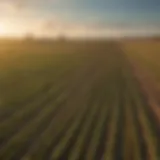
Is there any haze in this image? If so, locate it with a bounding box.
[0,0,160,38]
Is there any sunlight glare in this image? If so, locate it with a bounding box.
[0,22,12,36]
[0,23,7,36]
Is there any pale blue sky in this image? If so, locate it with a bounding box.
[0,0,160,37]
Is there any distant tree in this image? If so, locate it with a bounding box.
[24,33,34,41]
[57,32,67,42]
[153,35,160,41]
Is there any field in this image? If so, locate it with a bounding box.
[0,39,159,160]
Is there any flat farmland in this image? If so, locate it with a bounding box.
[0,40,159,160]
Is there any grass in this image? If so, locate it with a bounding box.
[0,39,159,160]
[122,40,160,84]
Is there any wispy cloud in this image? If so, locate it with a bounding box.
[37,19,160,38]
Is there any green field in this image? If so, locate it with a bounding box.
[0,40,159,160]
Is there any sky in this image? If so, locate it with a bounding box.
[0,0,160,38]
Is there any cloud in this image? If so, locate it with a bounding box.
[0,0,26,14]
[38,18,160,38]
[39,19,119,38]
[0,0,60,10]
[0,0,39,12]
[0,0,159,38]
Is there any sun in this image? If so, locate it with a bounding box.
[0,23,7,36]
[0,22,11,36]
